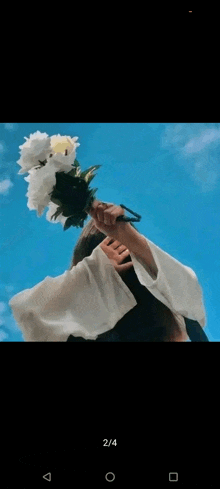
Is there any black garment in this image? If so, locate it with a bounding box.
[67,267,180,342]
[184,317,209,342]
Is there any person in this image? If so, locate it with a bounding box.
[9,201,207,342]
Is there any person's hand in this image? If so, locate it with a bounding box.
[100,236,133,274]
[87,200,129,240]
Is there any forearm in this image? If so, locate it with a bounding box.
[88,200,158,279]
[116,223,158,279]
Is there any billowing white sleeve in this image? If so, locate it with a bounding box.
[9,245,137,342]
[130,235,207,329]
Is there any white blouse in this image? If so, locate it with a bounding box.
[9,234,207,341]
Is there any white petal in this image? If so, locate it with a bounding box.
[46,202,68,226]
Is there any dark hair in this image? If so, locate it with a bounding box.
[69,217,139,270]
[68,217,185,341]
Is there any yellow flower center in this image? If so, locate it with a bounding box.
[50,135,75,154]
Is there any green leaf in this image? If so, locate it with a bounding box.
[80,165,102,180]
[89,187,98,199]
[90,164,102,171]
[63,218,73,231]
[66,168,77,178]
[83,194,93,212]
[80,168,93,180]
[86,172,96,185]
[74,159,80,167]
[51,207,63,220]
[50,196,63,206]
[84,170,94,183]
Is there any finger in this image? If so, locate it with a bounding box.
[121,261,133,271]
[108,206,125,224]
[103,209,114,225]
[97,203,113,223]
[110,240,126,250]
[107,240,121,249]
[103,203,114,209]
[96,204,104,222]
[120,253,132,266]
[120,247,130,255]
[103,236,114,245]
[117,248,129,258]
[115,244,128,254]
[110,205,125,215]
[96,202,114,210]
[93,200,106,209]
[89,200,103,216]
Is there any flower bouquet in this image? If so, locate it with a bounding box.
[17,131,141,230]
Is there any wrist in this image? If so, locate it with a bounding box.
[115,223,142,252]
[116,224,158,279]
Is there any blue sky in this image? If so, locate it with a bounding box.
[0,122,219,342]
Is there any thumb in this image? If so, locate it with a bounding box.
[86,199,102,217]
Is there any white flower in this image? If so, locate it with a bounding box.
[24,159,61,217]
[19,132,81,224]
[50,152,77,173]
[50,134,80,155]
[24,163,56,216]
[23,152,80,217]
[17,131,52,174]
[46,201,68,226]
